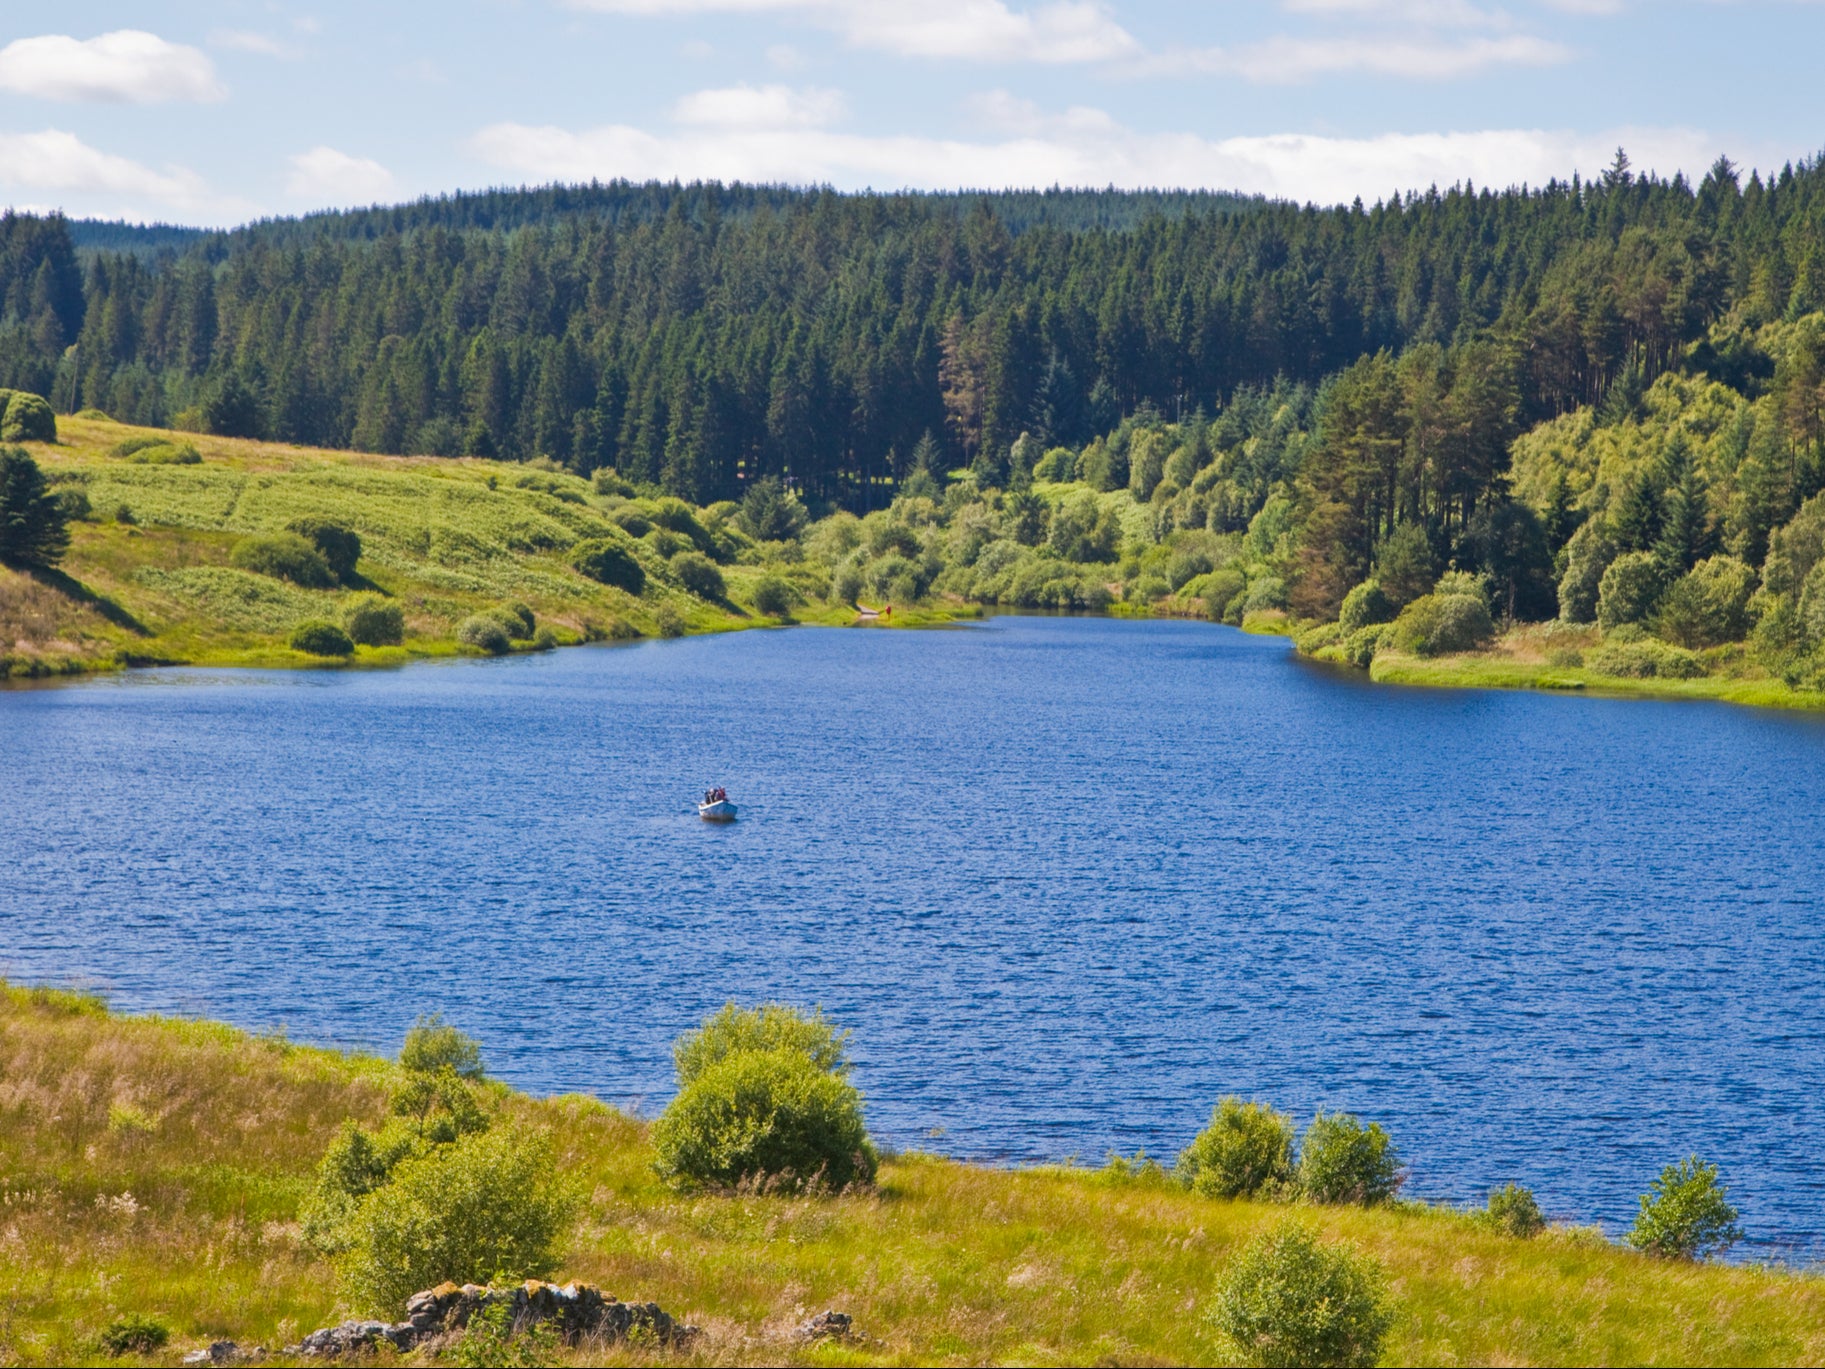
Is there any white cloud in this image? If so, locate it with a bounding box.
[1280,0,1510,25]
[286,146,396,205]
[0,128,209,203]
[673,83,846,128]
[568,0,1140,63]
[0,31,225,103]
[470,102,1729,206]
[1138,32,1570,81]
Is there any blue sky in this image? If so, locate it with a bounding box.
[2,1,1822,225]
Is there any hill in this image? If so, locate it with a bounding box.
[3,981,1821,1366]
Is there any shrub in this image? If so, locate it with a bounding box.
[343,593,405,646]
[1338,579,1394,634]
[591,467,636,497]
[401,1012,485,1079]
[738,476,809,542]
[125,441,202,465]
[1432,569,1491,607]
[533,624,558,650]
[487,600,535,639]
[113,503,136,525]
[1626,1156,1742,1260]
[1587,638,1705,679]
[1597,550,1666,630]
[1654,555,1757,648]
[1202,566,1247,622]
[1387,592,1495,656]
[656,604,685,638]
[651,1048,877,1192]
[1207,1220,1394,1369]
[752,575,794,617]
[672,549,725,599]
[569,537,645,593]
[1,391,56,443]
[337,1124,576,1314]
[1483,1182,1545,1237]
[1127,572,1170,602]
[230,532,335,588]
[674,1003,850,1087]
[1178,1097,1295,1199]
[1297,1112,1403,1205]
[54,486,92,521]
[1342,624,1391,668]
[108,435,167,458]
[1240,575,1288,614]
[97,1313,170,1357]
[0,447,70,568]
[289,620,354,656]
[287,519,362,583]
[457,614,512,654]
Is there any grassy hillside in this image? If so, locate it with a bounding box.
[0,416,960,680]
[2,983,1821,1367]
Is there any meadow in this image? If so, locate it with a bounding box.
[2,982,1822,1367]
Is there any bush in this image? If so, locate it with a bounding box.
[651,1048,877,1193]
[343,593,405,646]
[672,549,725,599]
[288,519,362,583]
[533,624,559,650]
[1626,1156,1742,1260]
[54,486,92,521]
[656,604,685,638]
[1240,575,1288,614]
[569,537,645,593]
[124,441,202,465]
[1597,550,1666,630]
[337,1124,576,1315]
[1587,638,1705,679]
[1202,566,1247,621]
[674,1003,850,1087]
[457,614,512,654]
[1386,592,1495,656]
[498,600,535,639]
[1338,579,1394,634]
[1297,1112,1403,1205]
[1342,624,1391,668]
[591,467,636,497]
[0,447,70,568]
[1654,555,1757,648]
[108,435,167,458]
[97,1313,170,1357]
[752,575,794,618]
[1207,1220,1393,1369]
[230,532,335,588]
[289,619,354,656]
[401,1012,485,1079]
[1178,1097,1295,1199]
[1483,1182,1545,1237]
[2,391,56,443]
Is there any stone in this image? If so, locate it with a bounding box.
[180,1343,252,1366]
[797,1310,854,1342]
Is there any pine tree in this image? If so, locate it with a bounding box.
[0,447,69,569]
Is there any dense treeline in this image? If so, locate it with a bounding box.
[4,154,1820,525]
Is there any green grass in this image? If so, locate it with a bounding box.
[1368,648,1825,712]
[2,983,1820,1367]
[2,419,970,679]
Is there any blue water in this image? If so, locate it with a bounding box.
[5,616,1825,1258]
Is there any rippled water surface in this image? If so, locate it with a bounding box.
[6,616,1825,1256]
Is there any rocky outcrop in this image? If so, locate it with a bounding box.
[797,1309,854,1342]
[286,1279,696,1357]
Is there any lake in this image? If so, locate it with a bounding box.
[5,615,1825,1258]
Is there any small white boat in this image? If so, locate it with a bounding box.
[698,798,737,822]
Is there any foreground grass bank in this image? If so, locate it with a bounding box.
[2,983,1821,1367]
[0,417,966,680]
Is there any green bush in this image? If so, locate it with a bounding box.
[230,532,335,588]
[1625,1156,1742,1260]
[533,624,559,650]
[289,620,355,656]
[1432,569,1491,606]
[337,1124,576,1315]
[1297,1112,1403,1205]
[651,1048,877,1193]
[1483,1182,1545,1237]
[675,1003,851,1087]
[288,518,362,583]
[1240,575,1288,614]
[656,604,685,638]
[343,593,405,646]
[1587,637,1705,679]
[1207,1219,1394,1369]
[1387,592,1494,656]
[401,1012,485,1079]
[672,549,725,599]
[0,447,70,569]
[54,486,92,521]
[1202,566,1247,622]
[1342,624,1391,668]
[457,614,512,654]
[1597,550,1666,630]
[97,1313,170,1357]
[752,575,794,618]
[108,435,167,458]
[125,441,202,465]
[1,391,56,443]
[1338,579,1394,634]
[570,537,645,593]
[499,600,535,639]
[592,467,636,497]
[1177,1097,1295,1199]
[1654,555,1757,648]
